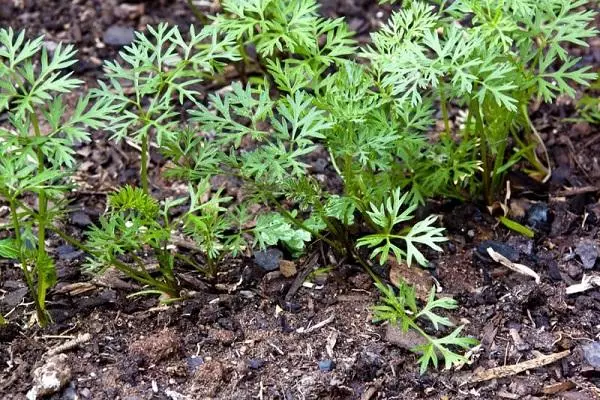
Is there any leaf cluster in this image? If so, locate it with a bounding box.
[362,1,597,201]
[93,23,239,146]
[215,0,356,75]
[373,282,478,374]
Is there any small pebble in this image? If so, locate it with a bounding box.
[476,240,520,262]
[186,356,204,373]
[71,211,92,228]
[583,341,600,368]
[526,202,551,231]
[311,158,328,173]
[547,260,562,281]
[56,245,84,261]
[318,360,335,372]
[27,354,72,399]
[62,383,78,400]
[254,248,283,272]
[103,25,135,46]
[248,359,265,370]
[279,260,297,278]
[575,239,598,270]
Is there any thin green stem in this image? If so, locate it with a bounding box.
[463,107,473,143]
[238,42,249,84]
[30,111,52,326]
[350,247,382,285]
[174,252,205,272]
[406,316,438,350]
[9,199,34,293]
[439,83,451,138]
[328,149,343,178]
[491,128,509,195]
[186,0,209,25]
[140,134,149,195]
[49,226,178,297]
[471,100,491,204]
[31,112,47,252]
[520,103,550,180]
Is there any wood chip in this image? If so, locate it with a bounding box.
[361,386,378,400]
[555,186,600,197]
[468,350,570,383]
[54,282,96,296]
[296,314,334,334]
[46,333,92,357]
[566,274,600,295]
[497,390,519,399]
[541,381,576,395]
[326,331,338,358]
[279,260,297,278]
[487,248,540,284]
[388,255,433,301]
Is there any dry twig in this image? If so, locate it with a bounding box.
[468,350,570,383]
[46,333,92,357]
[487,248,540,283]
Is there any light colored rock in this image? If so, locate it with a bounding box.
[26,354,72,400]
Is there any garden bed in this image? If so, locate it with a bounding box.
[1,0,600,399]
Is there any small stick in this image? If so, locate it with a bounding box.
[40,335,76,340]
[468,350,570,383]
[296,314,334,334]
[566,274,600,295]
[326,331,338,358]
[487,248,540,284]
[555,186,600,197]
[46,333,92,357]
[267,341,284,355]
[285,253,319,302]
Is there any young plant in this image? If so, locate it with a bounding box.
[373,282,478,374]
[85,182,245,297]
[182,181,248,276]
[85,186,180,297]
[86,24,241,293]
[0,28,114,326]
[313,61,481,205]
[363,1,598,203]
[357,188,446,267]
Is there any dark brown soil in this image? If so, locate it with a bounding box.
[2,1,600,399]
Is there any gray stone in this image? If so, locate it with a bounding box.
[583,341,600,368]
[385,324,428,351]
[318,360,335,372]
[103,25,135,46]
[254,248,283,272]
[3,287,28,308]
[71,211,92,228]
[56,245,84,261]
[26,354,72,399]
[576,239,598,269]
[248,358,265,370]
[186,356,204,373]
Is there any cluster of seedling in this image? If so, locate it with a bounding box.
[0,0,597,373]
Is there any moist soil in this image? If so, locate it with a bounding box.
[2,1,600,399]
